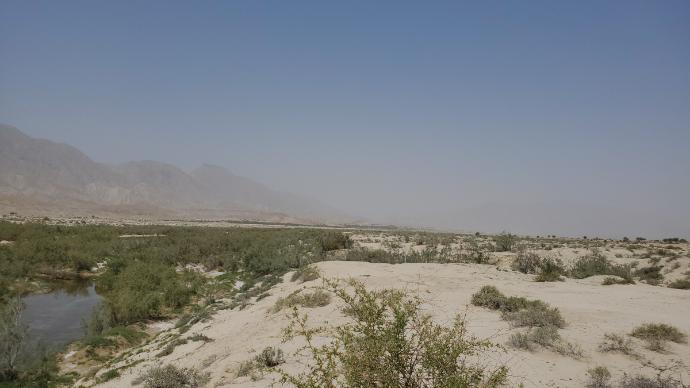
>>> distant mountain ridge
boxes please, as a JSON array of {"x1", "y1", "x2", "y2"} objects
[{"x1": 0, "y1": 124, "x2": 348, "y2": 222}]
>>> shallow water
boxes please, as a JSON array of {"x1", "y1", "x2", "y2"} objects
[{"x1": 20, "y1": 281, "x2": 103, "y2": 350}]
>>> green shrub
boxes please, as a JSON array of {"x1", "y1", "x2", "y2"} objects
[
  {"x1": 281, "y1": 280, "x2": 508, "y2": 387},
  {"x1": 320, "y1": 232, "x2": 352, "y2": 251},
  {"x1": 471, "y1": 286, "x2": 565, "y2": 328},
  {"x1": 494, "y1": 232, "x2": 517, "y2": 252},
  {"x1": 470, "y1": 286, "x2": 505, "y2": 310},
  {"x1": 569, "y1": 252, "x2": 633, "y2": 281},
  {"x1": 141, "y1": 364, "x2": 209, "y2": 388},
  {"x1": 535, "y1": 257, "x2": 564, "y2": 282},
  {"x1": 0, "y1": 298, "x2": 26, "y2": 380}
]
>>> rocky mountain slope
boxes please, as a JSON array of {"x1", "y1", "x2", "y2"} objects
[{"x1": 0, "y1": 124, "x2": 346, "y2": 222}]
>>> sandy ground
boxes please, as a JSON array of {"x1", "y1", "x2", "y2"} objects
[{"x1": 89, "y1": 259, "x2": 690, "y2": 388}]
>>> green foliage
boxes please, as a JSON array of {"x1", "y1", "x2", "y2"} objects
[
  {"x1": 471, "y1": 286, "x2": 565, "y2": 328},
  {"x1": 319, "y1": 232, "x2": 352, "y2": 251},
  {"x1": 281, "y1": 280, "x2": 507, "y2": 388},
  {"x1": 534, "y1": 257, "x2": 564, "y2": 282},
  {"x1": 0, "y1": 298, "x2": 26, "y2": 381},
  {"x1": 140, "y1": 364, "x2": 209, "y2": 388}
]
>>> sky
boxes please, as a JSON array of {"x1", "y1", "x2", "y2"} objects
[{"x1": 1, "y1": 1, "x2": 689, "y2": 238}]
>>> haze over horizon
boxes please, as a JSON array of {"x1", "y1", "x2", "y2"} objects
[{"x1": 1, "y1": 1, "x2": 689, "y2": 238}]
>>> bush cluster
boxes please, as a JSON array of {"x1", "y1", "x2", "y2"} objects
[{"x1": 281, "y1": 280, "x2": 508, "y2": 387}]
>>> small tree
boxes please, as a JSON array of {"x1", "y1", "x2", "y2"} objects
[
  {"x1": 494, "y1": 232, "x2": 517, "y2": 252},
  {"x1": 0, "y1": 297, "x2": 26, "y2": 380},
  {"x1": 281, "y1": 280, "x2": 507, "y2": 388}
]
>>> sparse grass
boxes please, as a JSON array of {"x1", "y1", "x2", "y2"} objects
[
  {"x1": 631, "y1": 323, "x2": 687, "y2": 352},
  {"x1": 140, "y1": 364, "x2": 209, "y2": 388},
  {"x1": 586, "y1": 366, "x2": 612, "y2": 388},
  {"x1": 271, "y1": 289, "x2": 331, "y2": 313}
]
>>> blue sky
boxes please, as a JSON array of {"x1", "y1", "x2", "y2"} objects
[{"x1": 1, "y1": 1, "x2": 689, "y2": 237}]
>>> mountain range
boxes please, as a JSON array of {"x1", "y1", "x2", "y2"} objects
[{"x1": 0, "y1": 124, "x2": 348, "y2": 223}]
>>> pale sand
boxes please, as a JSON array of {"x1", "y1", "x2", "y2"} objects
[{"x1": 91, "y1": 260, "x2": 690, "y2": 388}]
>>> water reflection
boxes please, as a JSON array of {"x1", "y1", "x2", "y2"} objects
[{"x1": 20, "y1": 281, "x2": 103, "y2": 350}]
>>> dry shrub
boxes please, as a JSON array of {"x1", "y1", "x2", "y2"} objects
[
  {"x1": 272, "y1": 289, "x2": 331, "y2": 313},
  {"x1": 291, "y1": 266, "x2": 320, "y2": 283},
  {"x1": 586, "y1": 366, "x2": 612, "y2": 388},
  {"x1": 141, "y1": 364, "x2": 209, "y2": 388},
  {"x1": 598, "y1": 333, "x2": 634, "y2": 355}
]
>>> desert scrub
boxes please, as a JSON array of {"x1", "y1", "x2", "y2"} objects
[
  {"x1": 140, "y1": 364, "x2": 209, "y2": 388},
  {"x1": 512, "y1": 251, "x2": 543, "y2": 274},
  {"x1": 290, "y1": 265, "x2": 320, "y2": 283},
  {"x1": 668, "y1": 279, "x2": 690, "y2": 289},
  {"x1": 601, "y1": 276, "x2": 635, "y2": 285},
  {"x1": 236, "y1": 346, "x2": 285, "y2": 380},
  {"x1": 634, "y1": 266, "x2": 664, "y2": 285},
  {"x1": 271, "y1": 289, "x2": 331, "y2": 313},
  {"x1": 534, "y1": 257, "x2": 565, "y2": 282},
  {"x1": 471, "y1": 286, "x2": 565, "y2": 328},
  {"x1": 255, "y1": 346, "x2": 285, "y2": 367},
  {"x1": 618, "y1": 373, "x2": 682, "y2": 388},
  {"x1": 281, "y1": 279, "x2": 508, "y2": 387},
  {"x1": 586, "y1": 366, "x2": 612, "y2": 388},
  {"x1": 569, "y1": 251, "x2": 633, "y2": 281},
  {"x1": 598, "y1": 333, "x2": 634, "y2": 356},
  {"x1": 630, "y1": 323, "x2": 687, "y2": 351},
  {"x1": 493, "y1": 231, "x2": 517, "y2": 252}
]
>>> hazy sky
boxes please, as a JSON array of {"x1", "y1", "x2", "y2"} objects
[{"x1": 1, "y1": 1, "x2": 689, "y2": 238}]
